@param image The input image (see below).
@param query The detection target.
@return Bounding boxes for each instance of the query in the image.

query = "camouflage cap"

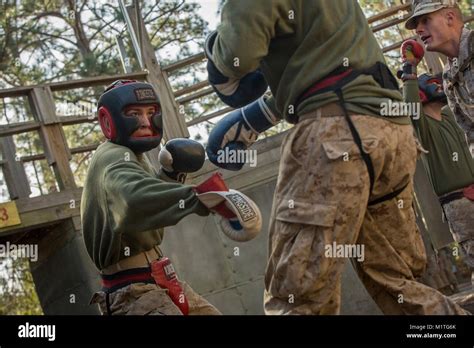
[405,0,458,30]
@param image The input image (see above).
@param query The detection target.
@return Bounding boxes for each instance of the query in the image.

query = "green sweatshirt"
[80,141,209,270]
[403,79,474,196]
[213,0,409,125]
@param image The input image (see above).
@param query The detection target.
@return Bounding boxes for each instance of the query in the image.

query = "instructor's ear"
[446,11,454,27]
[443,9,458,27]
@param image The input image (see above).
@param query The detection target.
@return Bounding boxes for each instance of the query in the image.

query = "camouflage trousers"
[443,197,474,269]
[264,112,469,315]
[91,281,221,315]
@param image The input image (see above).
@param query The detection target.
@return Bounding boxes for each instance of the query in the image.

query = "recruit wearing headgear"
[418,73,447,104]
[97,80,163,153]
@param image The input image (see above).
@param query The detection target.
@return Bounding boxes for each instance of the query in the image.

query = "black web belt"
[297,62,408,206]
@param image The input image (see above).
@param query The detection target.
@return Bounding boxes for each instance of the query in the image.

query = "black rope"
[335,88,375,195]
[105,292,112,316]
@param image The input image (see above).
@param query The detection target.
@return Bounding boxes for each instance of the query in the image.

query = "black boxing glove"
[158,138,205,183]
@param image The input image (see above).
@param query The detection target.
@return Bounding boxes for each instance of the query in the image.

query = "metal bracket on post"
[118,0,144,70]
[115,35,133,73]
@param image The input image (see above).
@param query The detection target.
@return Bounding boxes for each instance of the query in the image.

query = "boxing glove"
[205,30,268,108]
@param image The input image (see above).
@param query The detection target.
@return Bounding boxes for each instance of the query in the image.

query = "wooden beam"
[0,121,40,137]
[70,143,99,155]
[39,125,76,190]
[30,87,59,124]
[0,86,33,99]
[162,52,206,73]
[48,71,148,92]
[174,81,209,98]
[0,136,31,199]
[0,188,83,237]
[17,143,99,163]
[424,51,446,74]
[186,107,234,127]
[413,160,454,249]
[176,86,214,104]
[30,87,76,190]
[19,153,46,162]
[0,72,149,98]
[59,115,97,126]
[372,14,410,33]
[367,3,411,24]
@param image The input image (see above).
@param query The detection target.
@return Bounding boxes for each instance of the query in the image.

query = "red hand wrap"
[194,173,237,219]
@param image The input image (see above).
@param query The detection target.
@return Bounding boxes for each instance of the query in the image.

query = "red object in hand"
[194,173,236,219]
[151,258,189,315]
[401,39,424,66]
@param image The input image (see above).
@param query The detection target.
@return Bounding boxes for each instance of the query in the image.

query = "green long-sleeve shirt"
[213,0,409,125]
[403,79,474,196]
[80,141,209,270]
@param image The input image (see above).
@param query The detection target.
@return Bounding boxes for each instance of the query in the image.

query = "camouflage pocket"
[269,197,338,299]
[321,136,379,161]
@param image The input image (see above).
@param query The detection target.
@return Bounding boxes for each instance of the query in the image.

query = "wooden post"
[0,136,31,199]
[126,3,190,142]
[30,87,76,191]
[424,51,446,75]
[413,160,454,250]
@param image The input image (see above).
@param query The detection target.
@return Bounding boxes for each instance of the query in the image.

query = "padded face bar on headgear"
[418,73,447,104]
[97,80,163,153]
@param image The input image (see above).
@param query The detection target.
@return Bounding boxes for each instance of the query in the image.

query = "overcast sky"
[196,0,220,30]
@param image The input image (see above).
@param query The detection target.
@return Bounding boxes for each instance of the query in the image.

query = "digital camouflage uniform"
[443,28,474,143]
[213,0,468,314]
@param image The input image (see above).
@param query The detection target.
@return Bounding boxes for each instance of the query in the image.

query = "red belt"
[101,267,154,292]
[299,69,354,102]
[439,184,474,205]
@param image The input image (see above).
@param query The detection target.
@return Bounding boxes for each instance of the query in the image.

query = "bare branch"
[33,11,66,22]
[34,31,77,46]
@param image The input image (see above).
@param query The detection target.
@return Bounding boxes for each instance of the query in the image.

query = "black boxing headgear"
[97,80,163,153]
[418,73,447,104]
